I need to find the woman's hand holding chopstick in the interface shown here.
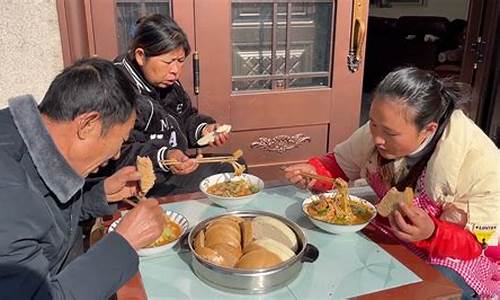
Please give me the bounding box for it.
[283,163,320,190]
[165,149,200,175]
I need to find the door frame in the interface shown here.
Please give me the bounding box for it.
[461,0,499,124]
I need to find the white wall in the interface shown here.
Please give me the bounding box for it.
[370,0,469,21]
[0,0,64,107]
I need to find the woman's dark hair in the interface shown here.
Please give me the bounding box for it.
[39,57,136,133]
[128,14,191,60]
[373,67,471,190]
[373,67,470,130]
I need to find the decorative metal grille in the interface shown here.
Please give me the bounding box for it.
[115,0,171,54]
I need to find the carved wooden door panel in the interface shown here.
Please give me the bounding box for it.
[194,0,366,180]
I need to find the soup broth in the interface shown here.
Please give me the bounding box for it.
[148,216,182,247]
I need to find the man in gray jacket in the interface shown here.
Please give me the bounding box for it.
[0,58,164,299]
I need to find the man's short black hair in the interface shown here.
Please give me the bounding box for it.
[39,57,136,133]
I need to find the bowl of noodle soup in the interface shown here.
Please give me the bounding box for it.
[108,209,189,256]
[200,173,264,208]
[302,192,376,234]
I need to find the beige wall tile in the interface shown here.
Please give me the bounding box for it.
[0,0,63,107]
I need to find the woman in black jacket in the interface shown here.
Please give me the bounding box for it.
[109,14,237,196]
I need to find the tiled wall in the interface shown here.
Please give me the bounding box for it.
[0,0,63,107]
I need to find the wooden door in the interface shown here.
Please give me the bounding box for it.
[461,0,499,124]
[460,0,500,145]
[194,0,366,180]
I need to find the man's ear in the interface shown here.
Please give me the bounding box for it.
[135,48,146,67]
[76,112,102,140]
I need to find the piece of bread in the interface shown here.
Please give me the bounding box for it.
[245,238,295,262]
[206,219,241,240]
[206,222,241,238]
[240,220,253,250]
[194,230,205,251]
[206,217,241,230]
[197,132,215,146]
[196,247,225,265]
[235,247,282,269]
[214,216,245,225]
[216,124,232,134]
[376,187,414,217]
[136,156,156,195]
[204,223,241,250]
[209,243,241,267]
[197,125,232,146]
[252,216,298,252]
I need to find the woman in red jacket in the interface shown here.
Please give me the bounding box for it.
[285,67,500,299]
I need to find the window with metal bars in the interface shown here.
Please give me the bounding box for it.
[115,0,172,54]
[231,0,334,92]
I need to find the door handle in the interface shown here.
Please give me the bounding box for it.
[348,0,368,72]
[193,51,200,95]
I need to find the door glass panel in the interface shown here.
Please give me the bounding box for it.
[289,2,332,74]
[231,3,273,91]
[288,76,329,88]
[116,1,171,54]
[231,1,334,92]
[276,3,287,75]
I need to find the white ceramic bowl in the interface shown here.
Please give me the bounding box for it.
[302,192,376,234]
[199,173,264,209]
[108,209,189,256]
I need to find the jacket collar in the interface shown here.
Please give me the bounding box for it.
[119,56,155,95]
[8,95,84,203]
[118,56,180,100]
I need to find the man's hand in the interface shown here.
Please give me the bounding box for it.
[388,202,435,242]
[115,199,164,250]
[104,166,141,202]
[283,163,318,190]
[166,149,199,175]
[203,123,229,147]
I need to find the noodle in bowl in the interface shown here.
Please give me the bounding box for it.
[200,173,264,208]
[302,193,376,234]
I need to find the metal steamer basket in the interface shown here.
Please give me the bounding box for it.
[187,210,319,294]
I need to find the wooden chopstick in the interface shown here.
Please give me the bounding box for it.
[194,155,234,161]
[123,194,147,207]
[279,166,336,184]
[162,155,234,162]
[161,157,237,166]
[123,198,138,207]
[298,172,336,184]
